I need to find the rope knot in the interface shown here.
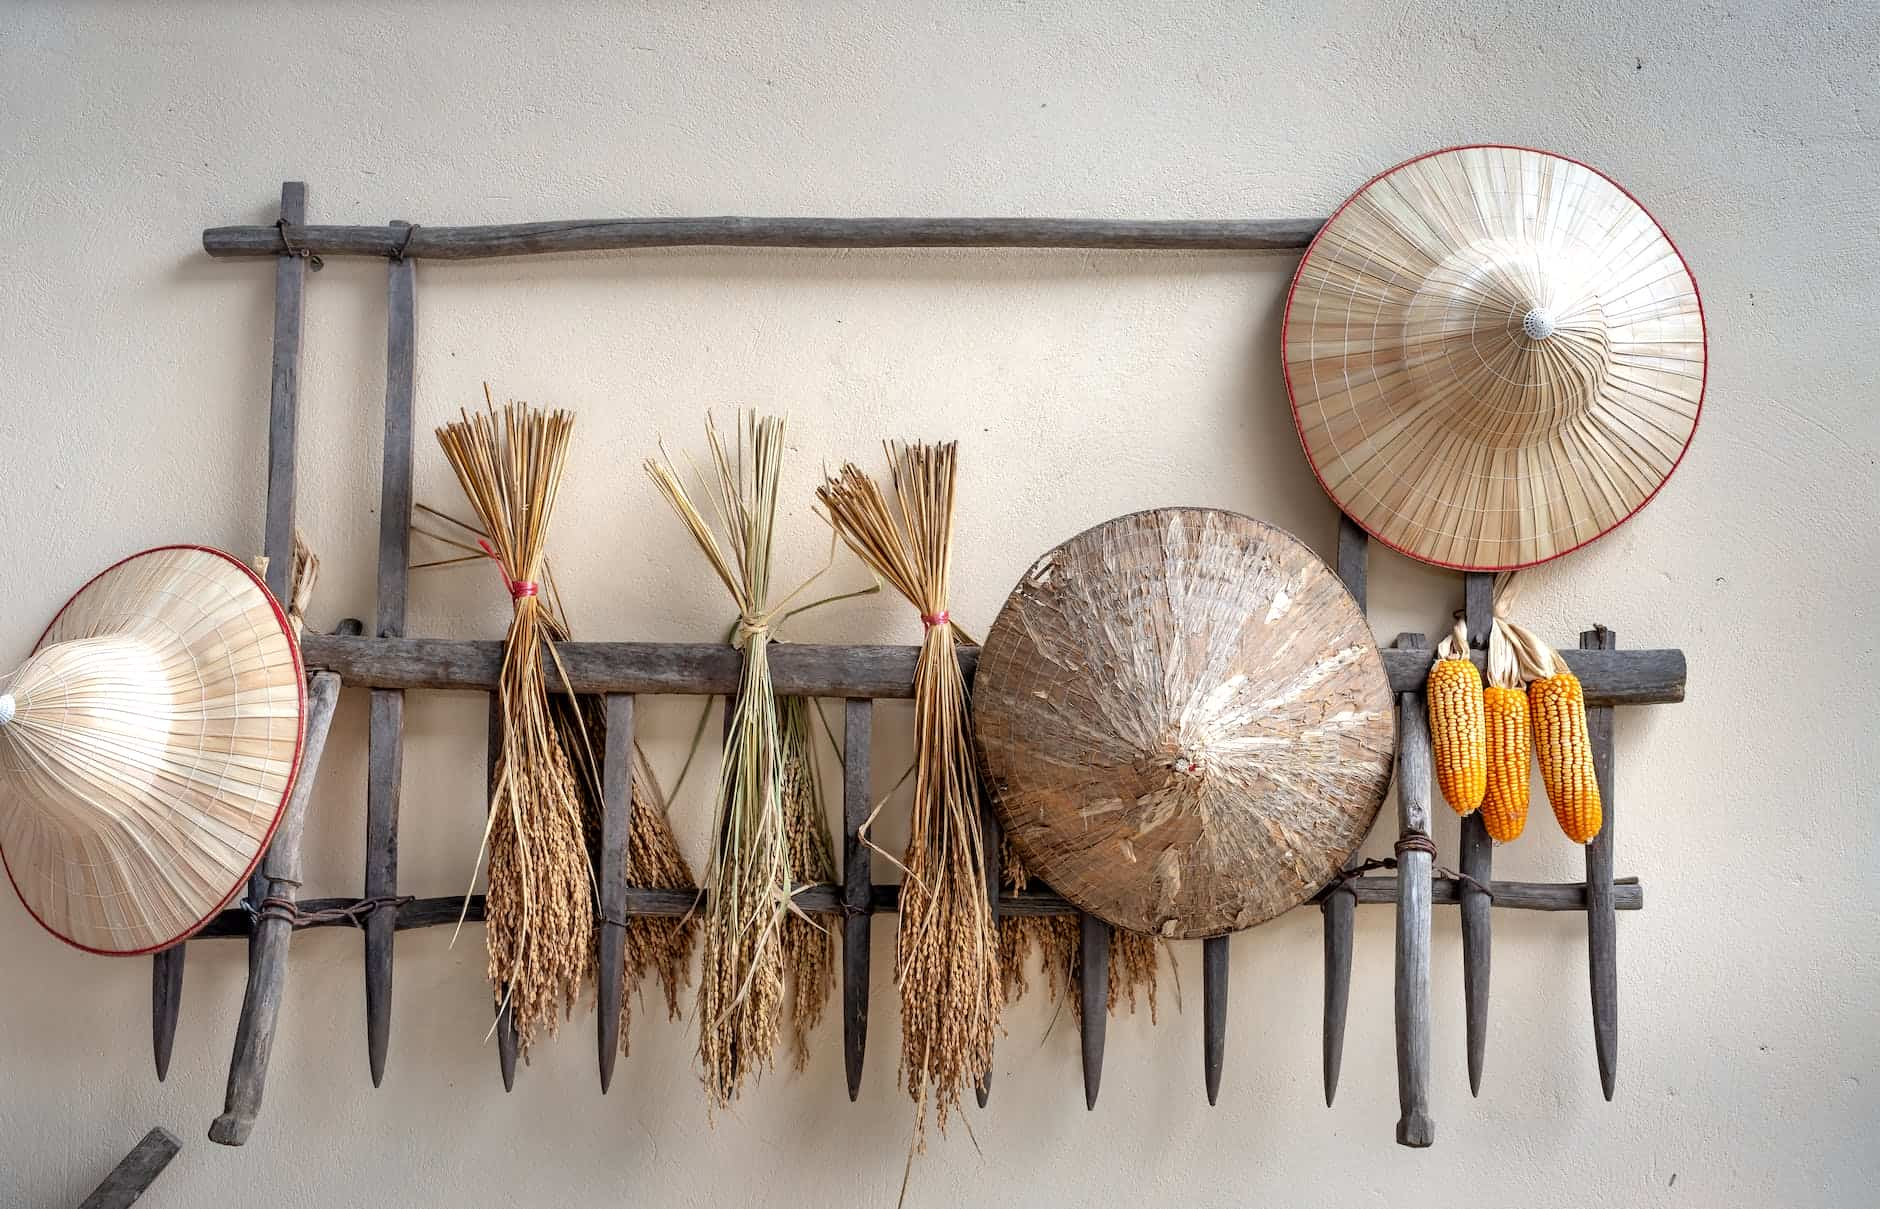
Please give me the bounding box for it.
[920,610,950,629]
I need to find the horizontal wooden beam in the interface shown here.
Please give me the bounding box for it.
[192,875,1641,939]
[297,634,1685,705]
[203,216,1326,260]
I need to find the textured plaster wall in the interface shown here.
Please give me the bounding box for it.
[1,2,1875,1206]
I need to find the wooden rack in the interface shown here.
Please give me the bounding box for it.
[173,183,1685,1147]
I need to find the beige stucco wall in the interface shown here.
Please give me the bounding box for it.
[2,2,1875,1205]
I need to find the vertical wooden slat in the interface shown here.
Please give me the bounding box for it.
[1202,936,1228,1105]
[1459,572,1495,1096]
[186,181,308,1086]
[150,947,185,1081]
[597,693,634,1092]
[1582,626,1619,1100]
[975,797,1001,1108]
[490,693,519,1090]
[1079,914,1110,1109]
[1393,631,1435,1147]
[209,671,344,1145]
[364,224,416,1088]
[77,1127,182,1209]
[1322,513,1367,1105]
[841,698,873,1101]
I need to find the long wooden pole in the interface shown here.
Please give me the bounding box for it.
[1321,514,1369,1106]
[205,216,1324,259]
[1459,573,1496,1096]
[1393,632,1435,1148]
[1583,627,1620,1100]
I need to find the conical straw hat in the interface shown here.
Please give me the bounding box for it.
[0,546,305,954]
[1283,145,1706,570]
[973,509,1395,938]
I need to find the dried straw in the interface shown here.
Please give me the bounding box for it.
[816,441,998,1140]
[779,695,836,1069]
[997,840,1160,1024]
[437,399,594,1056]
[646,412,796,1108]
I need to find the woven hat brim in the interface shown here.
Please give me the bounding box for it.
[1282,144,1706,571]
[0,546,305,955]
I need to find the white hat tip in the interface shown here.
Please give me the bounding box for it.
[1522,307,1557,341]
[0,693,14,726]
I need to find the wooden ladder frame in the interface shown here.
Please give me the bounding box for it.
[163,183,1684,1147]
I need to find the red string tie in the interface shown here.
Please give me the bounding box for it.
[477,539,539,600]
[920,610,950,629]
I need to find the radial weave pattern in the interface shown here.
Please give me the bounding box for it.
[0,547,304,955]
[973,509,1394,938]
[1283,145,1706,570]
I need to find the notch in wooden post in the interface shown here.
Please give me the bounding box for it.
[841,698,874,1101]
[1582,627,1619,1100]
[1459,572,1495,1096]
[596,694,634,1092]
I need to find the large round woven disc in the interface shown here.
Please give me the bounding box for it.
[1283,144,1706,570]
[0,547,305,954]
[973,509,1395,938]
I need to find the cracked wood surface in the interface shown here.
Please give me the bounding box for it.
[974,508,1396,938]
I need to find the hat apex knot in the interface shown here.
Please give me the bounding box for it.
[0,693,14,726]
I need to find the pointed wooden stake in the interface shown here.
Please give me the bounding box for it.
[151,946,185,1082]
[976,797,1001,1109]
[1582,627,1619,1100]
[1202,935,1228,1105]
[841,698,874,1102]
[1322,514,1367,1107]
[1079,914,1110,1109]
[1459,572,1495,1096]
[597,694,634,1093]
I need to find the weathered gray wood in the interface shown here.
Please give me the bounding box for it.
[1459,573,1495,1097]
[488,693,518,1092]
[364,232,416,1089]
[1393,632,1435,1148]
[1079,914,1110,1110]
[1323,513,1366,1107]
[841,698,873,1102]
[242,180,311,967]
[597,693,633,1093]
[208,671,343,1146]
[150,947,184,1082]
[976,798,1001,1109]
[204,215,1326,259]
[77,1127,181,1209]
[1583,627,1619,1101]
[1202,936,1228,1106]
[296,633,1685,705]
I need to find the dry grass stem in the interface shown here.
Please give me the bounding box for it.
[779,695,836,1069]
[647,412,798,1110]
[437,396,594,1057]
[816,441,999,1141]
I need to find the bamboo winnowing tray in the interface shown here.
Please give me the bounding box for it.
[170,184,1683,1148]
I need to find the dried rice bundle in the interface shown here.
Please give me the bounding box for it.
[779,695,836,1069]
[646,412,795,1108]
[437,400,594,1056]
[817,441,999,1139]
[997,842,1160,1024]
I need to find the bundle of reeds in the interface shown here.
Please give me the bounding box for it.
[816,441,998,1139]
[778,695,836,1069]
[437,400,594,1056]
[646,412,797,1108]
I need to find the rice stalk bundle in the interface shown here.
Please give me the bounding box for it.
[437,400,594,1056]
[996,841,1161,1024]
[816,441,998,1140]
[778,695,837,1069]
[646,412,795,1109]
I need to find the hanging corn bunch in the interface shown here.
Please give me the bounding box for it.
[646,412,796,1109]
[1480,618,1532,843]
[778,695,836,1070]
[1427,618,1486,816]
[1501,618,1604,844]
[817,442,999,1140]
[436,400,594,1056]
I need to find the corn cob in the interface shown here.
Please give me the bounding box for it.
[1502,619,1602,844]
[1426,619,1486,816]
[1479,619,1530,843]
